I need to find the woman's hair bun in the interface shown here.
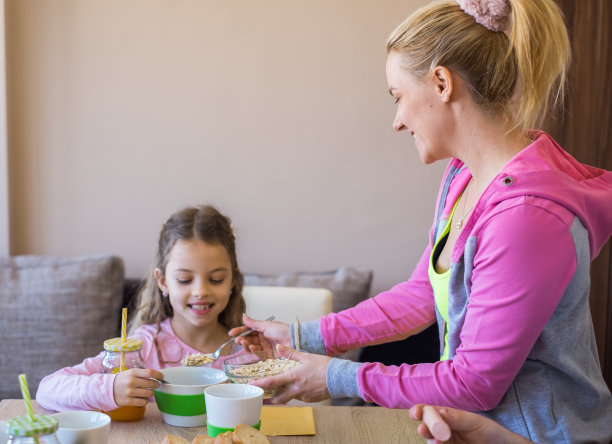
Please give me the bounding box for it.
[456,0,511,32]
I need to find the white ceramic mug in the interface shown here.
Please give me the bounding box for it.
[51,411,110,444]
[204,384,264,438]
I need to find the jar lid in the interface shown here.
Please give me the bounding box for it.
[8,414,59,437]
[104,337,143,351]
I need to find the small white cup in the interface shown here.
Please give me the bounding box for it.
[204,384,264,437]
[51,411,110,444]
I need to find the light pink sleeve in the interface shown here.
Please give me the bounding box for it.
[35,351,118,412]
[320,241,437,355]
[36,326,161,412]
[356,202,576,409]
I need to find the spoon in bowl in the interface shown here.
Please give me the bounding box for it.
[183,315,275,366]
[133,361,169,384]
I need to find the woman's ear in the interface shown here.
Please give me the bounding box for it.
[154,268,167,294]
[432,66,453,103]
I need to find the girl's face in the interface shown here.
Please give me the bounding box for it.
[156,238,233,331]
[386,51,452,164]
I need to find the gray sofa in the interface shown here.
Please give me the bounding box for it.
[0,255,126,401]
[0,255,376,401]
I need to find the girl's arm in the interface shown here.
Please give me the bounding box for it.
[35,351,118,412]
[36,326,165,412]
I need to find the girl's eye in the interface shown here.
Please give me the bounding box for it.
[394,97,400,104]
[210,278,225,285]
[177,278,192,285]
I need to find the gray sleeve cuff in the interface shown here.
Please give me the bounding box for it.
[291,319,327,355]
[326,358,364,399]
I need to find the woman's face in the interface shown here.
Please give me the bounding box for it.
[386,51,452,164]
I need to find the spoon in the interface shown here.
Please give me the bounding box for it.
[209,315,275,361]
[133,361,169,384]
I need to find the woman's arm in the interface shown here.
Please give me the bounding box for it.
[318,243,438,355]
[356,203,576,409]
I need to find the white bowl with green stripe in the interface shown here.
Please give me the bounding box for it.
[154,366,228,427]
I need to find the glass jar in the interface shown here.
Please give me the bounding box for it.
[101,337,146,421]
[7,414,60,444]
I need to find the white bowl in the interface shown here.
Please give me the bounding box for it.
[51,411,110,444]
[154,366,228,427]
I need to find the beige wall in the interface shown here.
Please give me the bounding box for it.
[5,0,445,296]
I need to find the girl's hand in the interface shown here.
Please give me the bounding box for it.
[409,404,533,444]
[112,368,163,407]
[250,344,331,404]
[229,314,291,352]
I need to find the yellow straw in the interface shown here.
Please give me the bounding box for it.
[120,307,127,371]
[121,307,127,342]
[18,373,35,421]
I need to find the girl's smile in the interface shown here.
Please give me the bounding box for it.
[188,302,214,316]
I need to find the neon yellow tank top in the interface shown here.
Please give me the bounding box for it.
[427,196,462,361]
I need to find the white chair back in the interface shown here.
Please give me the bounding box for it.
[242,285,333,324]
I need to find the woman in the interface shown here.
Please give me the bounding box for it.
[232,0,612,442]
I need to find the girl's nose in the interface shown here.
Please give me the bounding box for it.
[192,280,208,298]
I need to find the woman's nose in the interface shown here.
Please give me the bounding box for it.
[393,115,406,132]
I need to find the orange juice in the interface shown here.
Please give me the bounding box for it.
[101,336,146,422]
[103,405,146,421]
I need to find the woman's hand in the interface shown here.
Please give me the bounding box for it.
[250,344,331,405]
[229,314,292,352]
[410,404,533,444]
[112,368,163,407]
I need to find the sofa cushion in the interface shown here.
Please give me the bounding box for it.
[0,255,124,400]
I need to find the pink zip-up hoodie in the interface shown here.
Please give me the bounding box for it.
[299,132,612,443]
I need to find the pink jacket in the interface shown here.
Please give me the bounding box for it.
[36,319,241,412]
[317,132,612,442]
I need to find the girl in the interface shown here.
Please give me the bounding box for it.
[233,0,612,442]
[37,204,246,412]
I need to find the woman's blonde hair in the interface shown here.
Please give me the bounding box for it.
[387,0,570,130]
[129,205,245,334]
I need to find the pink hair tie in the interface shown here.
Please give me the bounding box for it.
[456,0,511,32]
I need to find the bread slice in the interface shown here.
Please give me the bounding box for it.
[161,435,190,444]
[232,424,270,444]
[191,436,216,444]
[213,431,236,444]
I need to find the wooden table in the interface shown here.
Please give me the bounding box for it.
[0,399,422,443]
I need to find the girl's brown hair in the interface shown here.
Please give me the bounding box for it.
[129,205,245,334]
[387,0,570,130]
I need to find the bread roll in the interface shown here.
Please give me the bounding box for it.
[213,431,235,444]
[161,435,190,444]
[233,424,271,444]
[191,436,216,444]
